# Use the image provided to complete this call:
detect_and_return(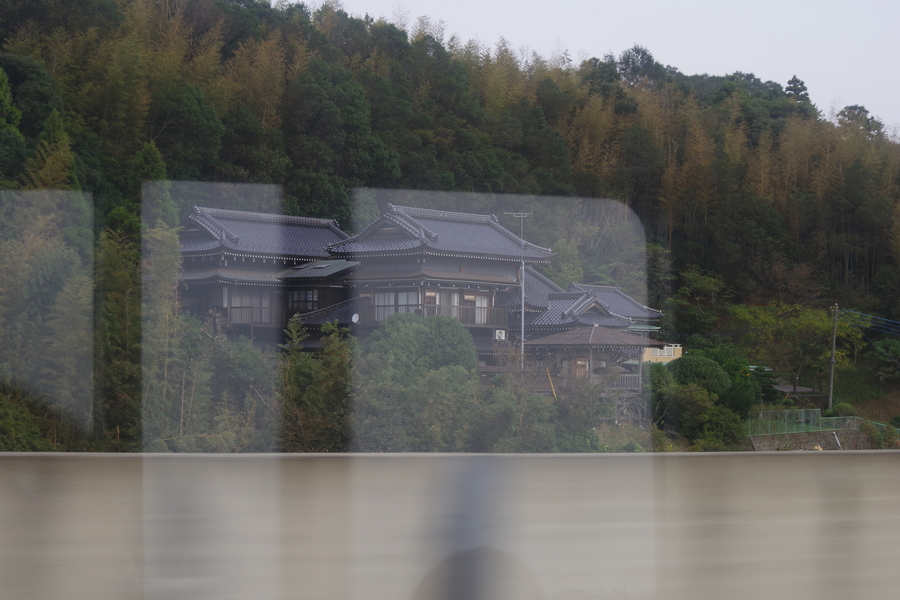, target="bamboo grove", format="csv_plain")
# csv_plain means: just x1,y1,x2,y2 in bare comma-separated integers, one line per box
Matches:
1,0,899,450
